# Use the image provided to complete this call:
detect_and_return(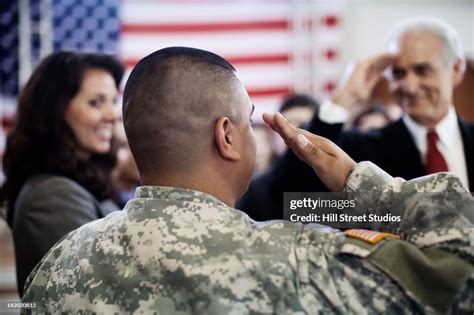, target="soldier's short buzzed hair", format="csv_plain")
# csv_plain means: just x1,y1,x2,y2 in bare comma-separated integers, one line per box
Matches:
123,48,236,109
122,47,243,177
